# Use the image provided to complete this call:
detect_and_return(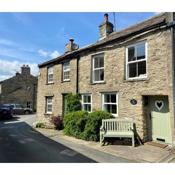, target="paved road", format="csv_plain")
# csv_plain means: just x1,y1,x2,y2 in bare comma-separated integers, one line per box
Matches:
0,114,133,163
0,115,95,163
